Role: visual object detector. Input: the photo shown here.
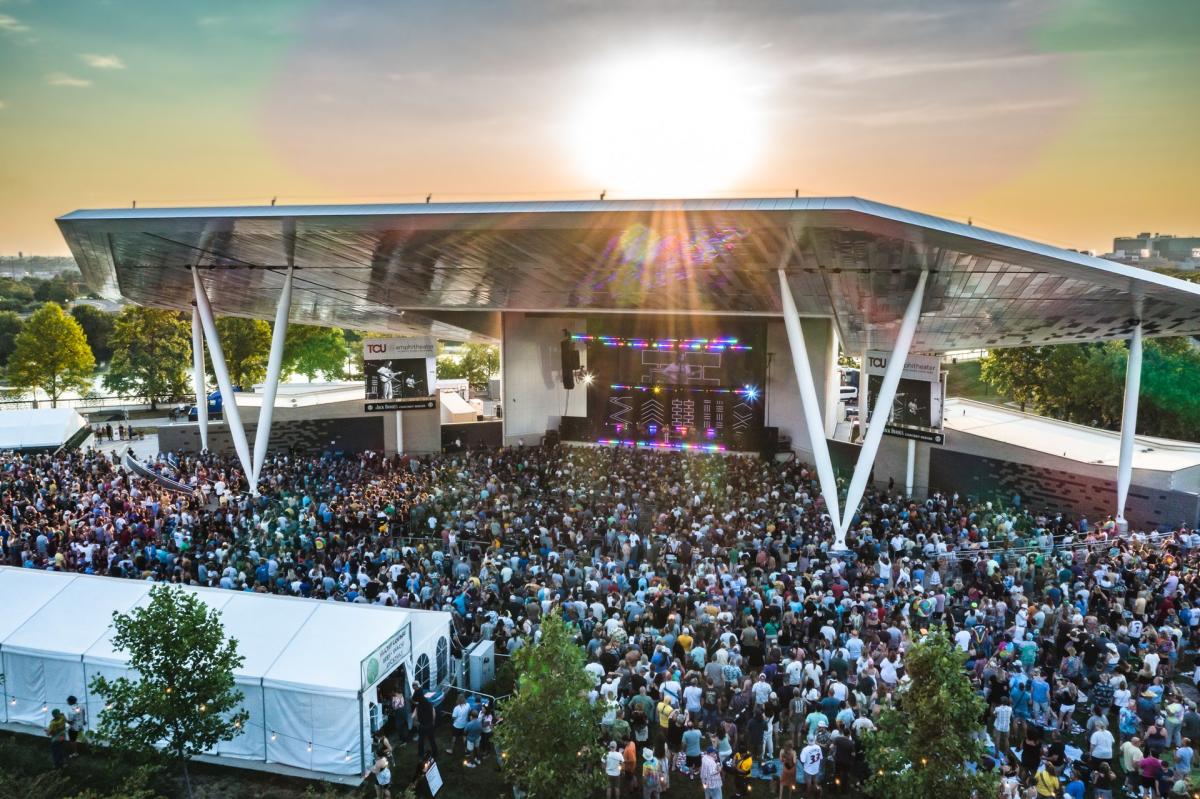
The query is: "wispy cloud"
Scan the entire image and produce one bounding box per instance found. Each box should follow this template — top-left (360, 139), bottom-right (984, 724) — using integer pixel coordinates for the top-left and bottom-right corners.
top-left (0, 13), bottom-right (30, 33)
top-left (790, 52), bottom-right (1058, 84)
top-left (80, 53), bottom-right (125, 70)
top-left (0, 100), bottom-right (6, 111)
top-left (197, 16), bottom-right (228, 28)
top-left (847, 98), bottom-right (1072, 126)
top-left (46, 72), bottom-right (93, 88)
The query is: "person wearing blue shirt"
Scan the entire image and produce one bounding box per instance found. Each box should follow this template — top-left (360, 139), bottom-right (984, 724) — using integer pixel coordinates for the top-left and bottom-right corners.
top-left (1010, 680), bottom-right (1031, 738)
top-left (1030, 672), bottom-right (1051, 725)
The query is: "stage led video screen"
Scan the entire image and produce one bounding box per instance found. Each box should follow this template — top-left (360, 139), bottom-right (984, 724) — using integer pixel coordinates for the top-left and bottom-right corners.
top-left (579, 318), bottom-right (767, 451)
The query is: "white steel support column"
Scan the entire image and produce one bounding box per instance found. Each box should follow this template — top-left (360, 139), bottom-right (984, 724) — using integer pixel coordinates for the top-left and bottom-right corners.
top-left (191, 306), bottom-right (209, 452)
top-left (1116, 321), bottom-right (1143, 527)
top-left (905, 438), bottom-right (916, 497)
top-left (777, 269), bottom-right (843, 544)
top-left (251, 266), bottom-right (295, 492)
top-left (191, 267), bottom-right (254, 487)
top-left (838, 269), bottom-right (928, 536)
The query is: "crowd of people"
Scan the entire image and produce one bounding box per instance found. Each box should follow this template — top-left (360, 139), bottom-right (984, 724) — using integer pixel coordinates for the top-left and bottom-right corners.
top-left (3, 441), bottom-right (1200, 798)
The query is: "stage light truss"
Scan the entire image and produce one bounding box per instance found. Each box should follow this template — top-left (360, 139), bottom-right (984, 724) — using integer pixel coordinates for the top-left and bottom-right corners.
top-left (570, 334), bottom-right (751, 351)
top-left (608, 383), bottom-right (759, 398)
top-left (595, 438), bottom-right (726, 453)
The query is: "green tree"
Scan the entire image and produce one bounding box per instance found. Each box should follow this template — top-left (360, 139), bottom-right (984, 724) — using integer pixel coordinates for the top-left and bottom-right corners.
top-left (459, 342), bottom-right (499, 389)
top-left (0, 310), bottom-right (23, 365)
top-left (864, 629), bottom-right (996, 799)
top-left (436, 343), bottom-right (499, 389)
top-left (979, 347), bottom-right (1047, 412)
top-left (32, 274), bottom-right (78, 304)
top-left (283, 324), bottom-right (347, 381)
top-left (0, 277), bottom-right (35, 312)
top-left (103, 307), bottom-right (192, 409)
top-left (70, 304), bottom-right (116, 363)
top-left (89, 585), bottom-right (248, 799)
top-left (7, 302), bottom-right (95, 407)
top-left (209, 316), bottom-right (271, 388)
top-left (495, 614), bottom-right (604, 799)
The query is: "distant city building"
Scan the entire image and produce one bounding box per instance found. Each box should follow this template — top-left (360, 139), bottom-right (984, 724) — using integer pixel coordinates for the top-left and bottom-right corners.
top-left (1107, 232), bottom-right (1200, 269)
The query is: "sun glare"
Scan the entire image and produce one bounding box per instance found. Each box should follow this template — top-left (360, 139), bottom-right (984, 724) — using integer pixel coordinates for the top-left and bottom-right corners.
top-left (568, 48), bottom-right (766, 198)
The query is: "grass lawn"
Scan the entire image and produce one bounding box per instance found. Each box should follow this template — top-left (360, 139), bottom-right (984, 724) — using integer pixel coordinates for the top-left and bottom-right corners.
top-left (945, 359), bottom-right (997, 403)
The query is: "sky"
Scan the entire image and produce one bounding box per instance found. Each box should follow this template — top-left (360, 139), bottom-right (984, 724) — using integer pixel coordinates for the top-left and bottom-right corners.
top-left (0, 0), bottom-right (1197, 255)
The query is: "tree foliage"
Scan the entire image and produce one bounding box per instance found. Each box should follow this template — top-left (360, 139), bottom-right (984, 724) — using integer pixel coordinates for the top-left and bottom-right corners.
top-left (979, 347), bottom-right (1047, 412)
top-left (0, 310), bottom-right (23, 366)
top-left (210, 316), bottom-right (271, 389)
top-left (864, 629), bottom-right (996, 799)
top-left (495, 614), bottom-right (604, 799)
top-left (0, 276), bottom-right (36, 311)
top-left (7, 302), bottom-right (95, 407)
top-left (70, 304), bottom-right (116, 363)
top-left (89, 585), bottom-right (248, 799)
top-left (283, 324), bottom-right (347, 381)
top-left (981, 339), bottom-right (1200, 439)
top-left (436, 343), bottom-right (499, 389)
top-left (32, 274), bottom-right (80, 304)
top-left (103, 307), bottom-right (192, 409)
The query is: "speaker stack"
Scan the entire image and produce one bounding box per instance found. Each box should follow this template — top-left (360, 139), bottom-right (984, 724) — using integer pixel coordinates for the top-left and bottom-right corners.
top-left (560, 336), bottom-right (580, 389)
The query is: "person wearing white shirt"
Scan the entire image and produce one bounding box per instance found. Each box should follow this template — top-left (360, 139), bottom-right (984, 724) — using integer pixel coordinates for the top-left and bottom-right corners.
top-left (954, 628), bottom-right (972, 652)
top-left (879, 656), bottom-right (899, 690)
top-left (786, 659), bottom-right (805, 686)
top-left (1089, 721), bottom-right (1115, 761)
top-left (800, 740), bottom-right (823, 792)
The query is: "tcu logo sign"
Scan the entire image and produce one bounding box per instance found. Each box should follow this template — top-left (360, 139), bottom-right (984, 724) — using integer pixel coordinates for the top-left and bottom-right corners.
top-left (366, 343), bottom-right (389, 354)
top-left (867, 356), bottom-right (888, 369)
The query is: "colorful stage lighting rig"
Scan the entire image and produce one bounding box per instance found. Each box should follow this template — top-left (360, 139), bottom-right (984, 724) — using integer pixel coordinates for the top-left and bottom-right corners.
top-left (570, 335), bottom-right (750, 351)
top-left (608, 384), bottom-right (761, 399)
top-left (596, 439), bottom-right (726, 453)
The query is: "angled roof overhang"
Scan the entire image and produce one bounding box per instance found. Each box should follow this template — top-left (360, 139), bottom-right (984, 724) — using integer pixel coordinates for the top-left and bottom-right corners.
top-left (56, 197), bottom-right (1200, 351)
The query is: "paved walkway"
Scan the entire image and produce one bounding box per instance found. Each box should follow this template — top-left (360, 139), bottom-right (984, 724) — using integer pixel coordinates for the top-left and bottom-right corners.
top-left (88, 432), bottom-right (160, 461)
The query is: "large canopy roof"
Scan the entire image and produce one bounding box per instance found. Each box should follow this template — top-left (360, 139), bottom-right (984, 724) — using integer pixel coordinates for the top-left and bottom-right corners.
top-left (57, 197), bottom-right (1200, 352)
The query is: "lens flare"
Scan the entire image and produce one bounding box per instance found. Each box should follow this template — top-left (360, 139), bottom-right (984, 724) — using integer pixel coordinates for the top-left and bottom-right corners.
top-left (569, 47), bottom-right (766, 197)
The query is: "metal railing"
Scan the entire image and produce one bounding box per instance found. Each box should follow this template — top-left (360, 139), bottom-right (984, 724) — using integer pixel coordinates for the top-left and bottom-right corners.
top-left (0, 394), bottom-right (161, 412)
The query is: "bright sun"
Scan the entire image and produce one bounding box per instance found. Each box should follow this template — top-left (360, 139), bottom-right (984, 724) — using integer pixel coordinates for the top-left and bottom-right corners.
top-left (568, 48), bottom-right (766, 198)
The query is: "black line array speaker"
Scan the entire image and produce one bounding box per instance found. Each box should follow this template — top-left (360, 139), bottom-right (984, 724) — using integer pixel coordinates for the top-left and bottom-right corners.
top-left (761, 426), bottom-right (780, 459)
top-left (560, 337), bottom-right (579, 389)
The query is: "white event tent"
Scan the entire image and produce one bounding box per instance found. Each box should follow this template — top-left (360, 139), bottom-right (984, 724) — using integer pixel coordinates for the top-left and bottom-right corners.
top-left (0, 408), bottom-right (88, 452)
top-left (0, 567), bottom-right (452, 781)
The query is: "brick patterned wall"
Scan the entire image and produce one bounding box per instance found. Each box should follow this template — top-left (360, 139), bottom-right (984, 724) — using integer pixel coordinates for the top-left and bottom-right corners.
top-left (159, 416), bottom-right (385, 456)
top-left (928, 448), bottom-right (1199, 531)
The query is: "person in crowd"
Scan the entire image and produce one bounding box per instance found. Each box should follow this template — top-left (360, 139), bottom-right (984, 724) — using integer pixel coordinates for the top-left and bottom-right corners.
top-left (604, 741), bottom-right (624, 799)
top-left (699, 746), bottom-right (722, 799)
top-left (450, 695), bottom-right (470, 755)
top-left (642, 746), bottom-right (662, 799)
top-left (45, 708), bottom-right (68, 769)
top-left (2, 441), bottom-right (1197, 797)
top-left (412, 687), bottom-right (438, 760)
top-left (364, 747), bottom-right (392, 799)
top-left (65, 694), bottom-right (86, 758)
top-left (463, 710), bottom-right (483, 768)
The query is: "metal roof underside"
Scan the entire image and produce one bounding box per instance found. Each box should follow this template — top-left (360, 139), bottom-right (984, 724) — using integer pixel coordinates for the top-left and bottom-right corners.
top-left (56, 197), bottom-right (1200, 351)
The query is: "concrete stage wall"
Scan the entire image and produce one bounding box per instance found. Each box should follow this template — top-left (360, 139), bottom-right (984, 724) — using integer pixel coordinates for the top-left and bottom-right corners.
top-left (501, 313), bottom-right (588, 446)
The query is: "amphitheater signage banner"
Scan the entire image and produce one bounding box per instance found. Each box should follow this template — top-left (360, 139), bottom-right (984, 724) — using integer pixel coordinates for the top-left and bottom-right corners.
top-left (361, 622), bottom-right (412, 692)
top-left (862, 351), bottom-right (945, 443)
top-left (363, 337), bottom-right (438, 411)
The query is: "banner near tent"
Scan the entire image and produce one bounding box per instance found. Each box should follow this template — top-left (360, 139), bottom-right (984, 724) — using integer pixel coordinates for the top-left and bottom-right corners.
top-left (364, 338), bottom-right (438, 412)
top-left (863, 351), bottom-right (945, 444)
top-left (361, 623), bottom-right (411, 692)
